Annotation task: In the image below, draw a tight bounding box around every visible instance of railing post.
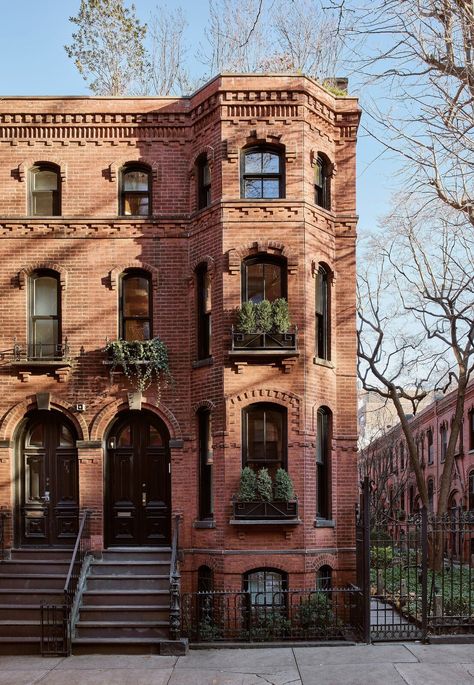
[169,514,181,640]
[421,506,428,642]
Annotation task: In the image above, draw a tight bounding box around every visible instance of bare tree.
[358,201,474,553]
[65,0,148,96]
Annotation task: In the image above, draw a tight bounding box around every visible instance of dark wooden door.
[20,411,79,547]
[106,412,171,546]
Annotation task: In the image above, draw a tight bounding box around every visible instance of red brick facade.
[0,75,360,590]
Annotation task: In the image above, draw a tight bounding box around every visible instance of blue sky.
[0,0,394,234]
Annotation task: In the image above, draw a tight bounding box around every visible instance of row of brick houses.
[0,74,360,647]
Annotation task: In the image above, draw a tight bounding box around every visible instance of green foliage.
[255,300,273,333]
[297,593,335,633]
[237,301,257,334]
[322,81,348,97]
[272,298,291,333]
[370,546,394,568]
[105,337,171,394]
[197,613,222,641]
[274,468,295,501]
[242,609,291,641]
[256,467,273,502]
[65,0,148,95]
[237,467,258,502]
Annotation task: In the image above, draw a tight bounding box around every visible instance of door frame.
[104,409,171,548]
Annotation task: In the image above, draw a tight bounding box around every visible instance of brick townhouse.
[0,74,360,648]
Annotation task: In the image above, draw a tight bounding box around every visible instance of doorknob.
[42,491,50,503]
[142,483,146,506]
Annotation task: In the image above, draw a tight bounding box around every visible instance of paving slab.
[54,654,178,670]
[168,670,268,685]
[293,643,417,666]
[0,672,49,685]
[464,664,474,678]
[0,656,64,670]
[297,662,406,685]
[395,662,474,685]
[40,669,174,685]
[404,643,474,663]
[175,648,296,674]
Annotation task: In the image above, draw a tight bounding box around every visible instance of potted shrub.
[233,468,298,521]
[105,337,172,395]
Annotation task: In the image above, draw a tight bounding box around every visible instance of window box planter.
[231,499,299,524]
[230,327,298,357]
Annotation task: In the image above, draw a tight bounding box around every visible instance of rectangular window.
[316,409,331,519]
[29,272,60,359]
[427,429,434,464]
[315,266,329,360]
[198,410,213,520]
[197,266,211,359]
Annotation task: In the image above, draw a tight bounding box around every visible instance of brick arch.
[18,262,67,290]
[89,398,182,442]
[189,146,215,175]
[311,258,336,281]
[193,399,216,413]
[0,396,88,442]
[228,241,298,275]
[16,158,67,183]
[310,150,337,177]
[190,255,216,277]
[241,563,289,577]
[226,388,303,434]
[108,158,159,183]
[308,554,338,572]
[109,262,159,292]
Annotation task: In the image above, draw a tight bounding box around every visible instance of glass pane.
[247,262,264,303]
[34,170,57,191]
[123,276,150,317]
[34,320,58,353]
[124,319,150,341]
[149,425,163,446]
[123,170,149,191]
[244,152,262,173]
[262,152,280,173]
[265,409,282,462]
[202,162,210,186]
[248,410,265,460]
[34,277,58,316]
[59,423,74,447]
[264,263,282,302]
[315,159,323,187]
[247,571,283,606]
[27,455,43,500]
[244,179,262,199]
[123,194,149,216]
[203,271,211,314]
[33,192,54,216]
[28,423,44,447]
[117,424,132,447]
[262,179,280,198]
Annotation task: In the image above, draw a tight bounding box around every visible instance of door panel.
[106,413,170,547]
[20,412,79,547]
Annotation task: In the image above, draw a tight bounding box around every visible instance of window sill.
[229,518,302,526]
[11,359,71,367]
[313,357,334,369]
[193,519,215,529]
[314,518,335,528]
[192,357,214,369]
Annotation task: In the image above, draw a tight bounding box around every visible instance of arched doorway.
[18,410,79,547]
[105,411,171,547]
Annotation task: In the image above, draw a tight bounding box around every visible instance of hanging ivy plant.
[105,337,172,395]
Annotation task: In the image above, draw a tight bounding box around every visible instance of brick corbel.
[221,140,238,163]
[311,259,336,283]
[310,150,336,177]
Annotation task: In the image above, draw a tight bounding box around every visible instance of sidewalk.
[0,643,473,685]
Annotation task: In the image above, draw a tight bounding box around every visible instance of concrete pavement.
[0,643,473,684]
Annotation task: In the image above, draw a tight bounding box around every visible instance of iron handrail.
[64,509,90,605]
[169,513,181,640]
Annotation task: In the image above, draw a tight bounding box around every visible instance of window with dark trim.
[409,485,415,513]
[29,164,60,216]
[427,478,434,512]
[469,410,474,451]
[242,403,287,473]
[120,270,152,341]
[440,424,448,462]
[314,154,331,210]
[241,147,284,199]
[399,486,405,512]
[317,565,332,590]
[427,428,434,464]
[120,164,151,216]
[315,265,330,360]
[241,255,286,304]
[197,154,211,209]
[196,263,211,359]
[29,270,61,359]
[400,442,405,471]
[197,565,214,592]
[316,407,331,519]
[469,471,474,511]
[198,408,213,520]
[244,568,287,608]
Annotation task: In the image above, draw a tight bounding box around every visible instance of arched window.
[197,154,211,209]
[317,565,332,590]
[427,478,434,512]
[29,164,60,216]
[244,568,287,608]
[29,270,61,359]
[120,270,152,340]
[241,147,284,199]
[241,255,286,304]
[315,265,330,360]
[196,263,211,360]
[469,471,474,511]
[242,403,287,473]
[120,164,151,216]
[409,485,415,513]
[399,486,405,512]
[314,154,331,210]
[198,408,213,520]
[316,407,331,520]
[400,442,405,471]
[197,565,214,593]
[427,428,434,464]
[440,423,448,462]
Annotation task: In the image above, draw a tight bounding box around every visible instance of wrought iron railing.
[40,510,91,657]
[13,337,70,361]
[231,326,298,352]
[169,514,182,640]
[232,499,299,521]
[182,587,362,643]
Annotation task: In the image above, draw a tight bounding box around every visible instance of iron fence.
[182,587,363,643]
